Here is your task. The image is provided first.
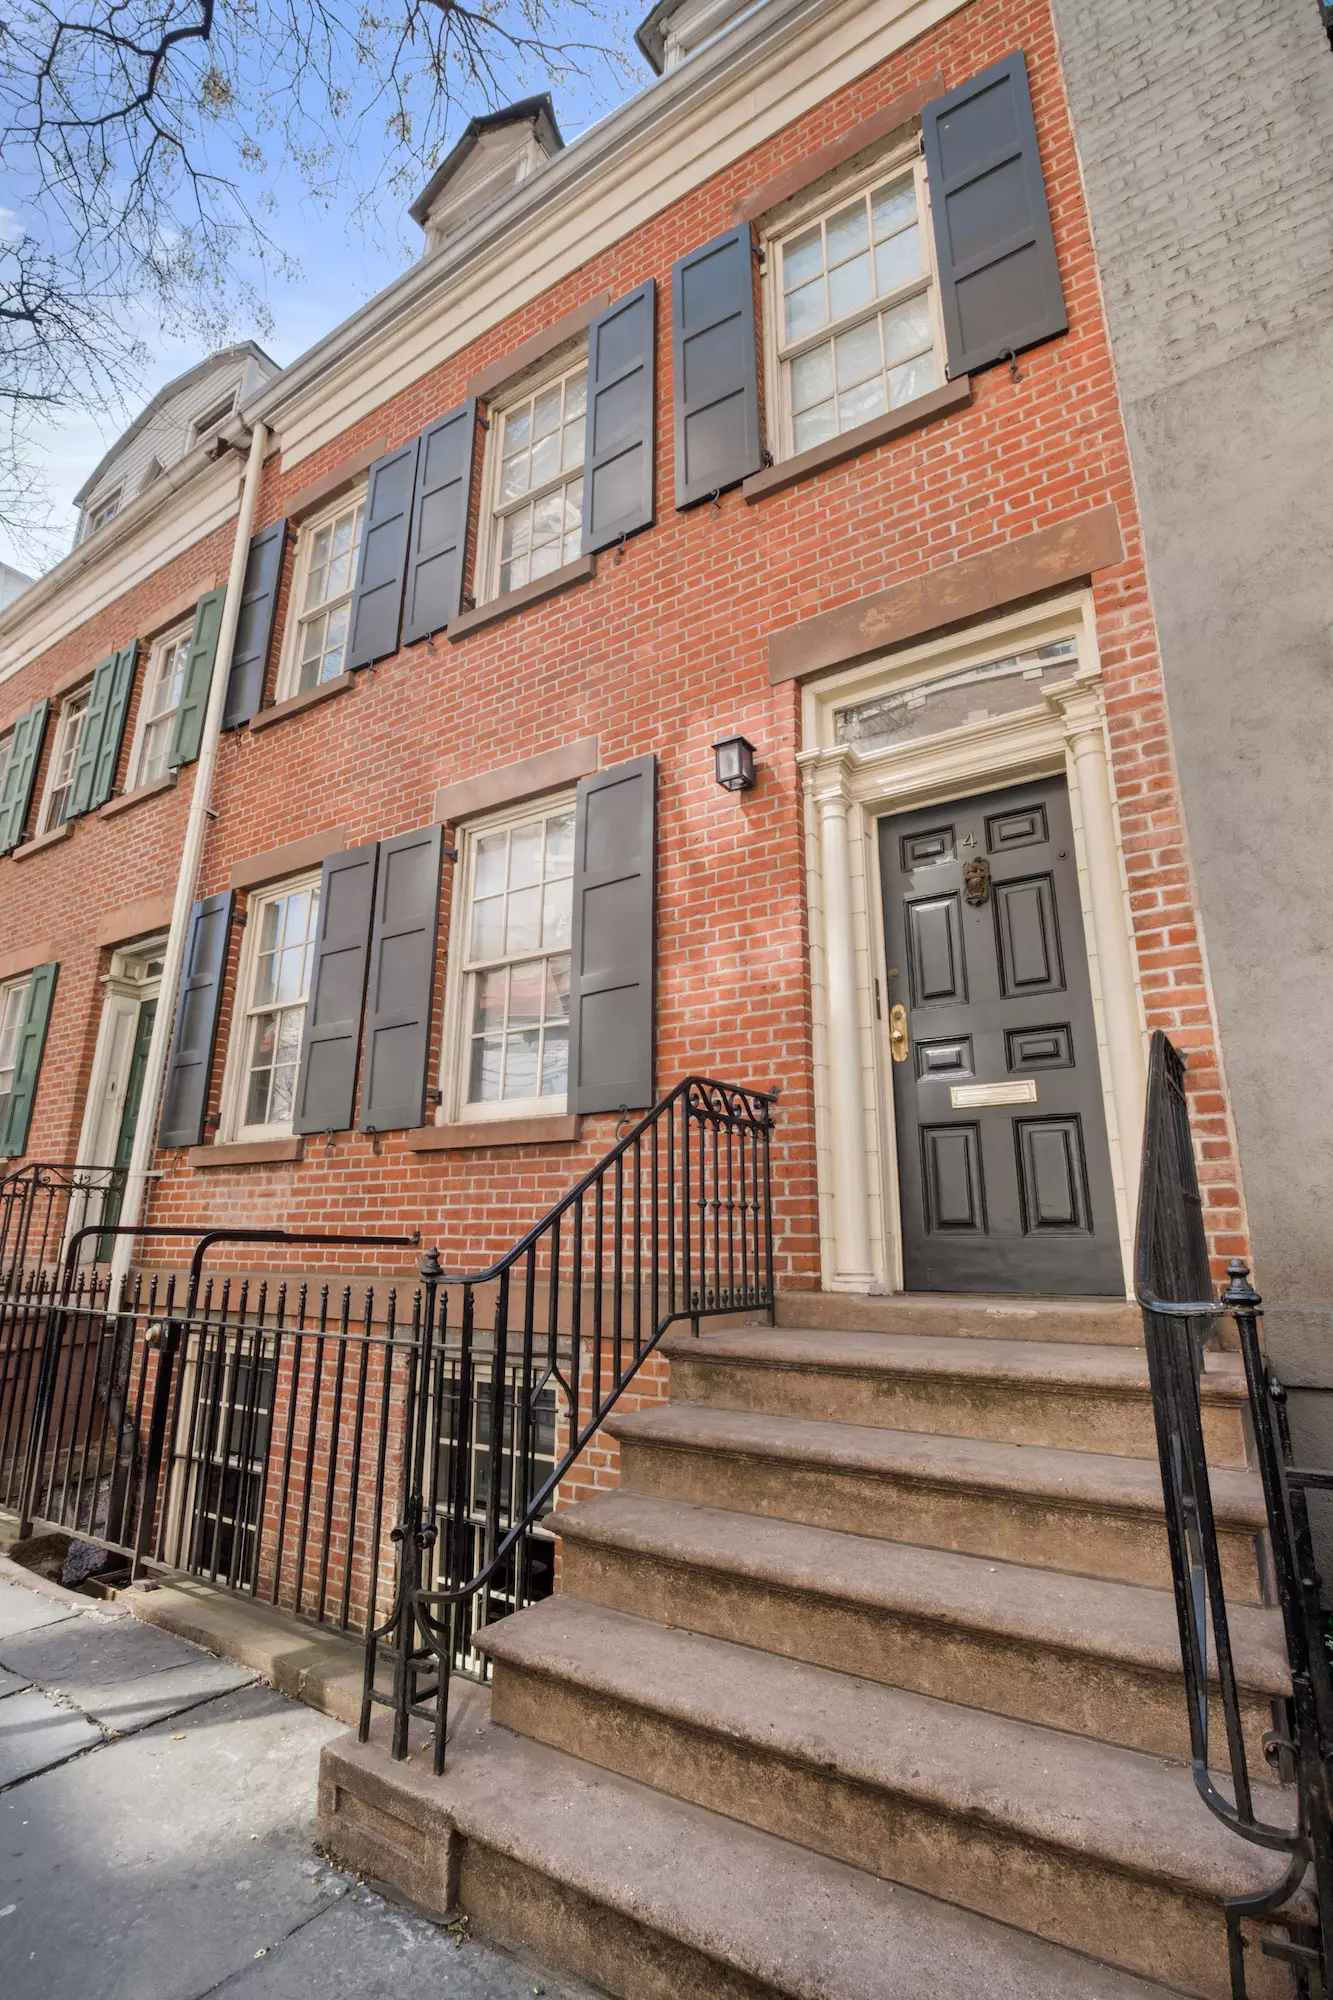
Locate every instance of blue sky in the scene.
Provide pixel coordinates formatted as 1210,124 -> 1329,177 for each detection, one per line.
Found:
11,31 -> 643,577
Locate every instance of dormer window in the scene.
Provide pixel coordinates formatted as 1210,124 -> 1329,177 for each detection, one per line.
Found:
85,489 -> 122,536
190,390 -> 238,448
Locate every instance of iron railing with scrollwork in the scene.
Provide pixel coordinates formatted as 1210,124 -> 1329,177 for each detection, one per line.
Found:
0,1161 -> 127,1291
1137,1030 -> 1333,1996
360,1075 -> 777,1765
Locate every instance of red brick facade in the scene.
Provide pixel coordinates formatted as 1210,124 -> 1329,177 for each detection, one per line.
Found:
0,0 -> 1244,1309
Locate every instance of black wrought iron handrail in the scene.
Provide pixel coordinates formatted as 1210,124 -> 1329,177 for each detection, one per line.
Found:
360,1074 -> 777,1765
1136,1030 -> 1333,1996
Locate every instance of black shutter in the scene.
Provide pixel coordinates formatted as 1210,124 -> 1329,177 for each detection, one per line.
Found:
346,440 -> 420,669
402,405 -> 475,644
0,963 -> 58,1158
581,282 -> 656,554
223,519 -> 287,728
168,587 -> 227,768
293,842 -> 379,1135
567,755 -> 655,1114
158,891 -> 235,1148
89,641 -> 139,809
921,51 -> 1068,379
671,226 -> 762,508
359,825 -> 443,1133
0,699 -> 49,855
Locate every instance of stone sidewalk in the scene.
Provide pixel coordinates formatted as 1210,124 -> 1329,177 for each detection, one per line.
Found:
0,1570 -> 598,1999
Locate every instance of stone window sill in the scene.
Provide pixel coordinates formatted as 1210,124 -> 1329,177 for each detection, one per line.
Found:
12,822 -> 74,863
100,772 -> 177,819
743,377 -> 972,504
448,555 -> 596,643
406,1114 -> 581,1151
250,672 -> 353,733
188,1136 -> 305,1168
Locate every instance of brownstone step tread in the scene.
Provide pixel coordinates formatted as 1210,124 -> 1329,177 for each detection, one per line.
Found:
605,1402 -> 1268,1527
776,1292 -> 1145,1344
549,1490 -> 1289,1696
327,1705 -> 1183,1999
479,1595 -> 1297,1911
664,1324 -> 1247,1401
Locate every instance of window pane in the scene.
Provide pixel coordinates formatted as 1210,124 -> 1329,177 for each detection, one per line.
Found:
881,294 -> 933,367
259,899 -> 283,953
506,885 -> 541,954
504,1029 -> 539,1099
889,351 -> 939,407
783,224 -> 824,292
530,430 -> 561,489
793,401 -> 837,453
541,1026 -> 569,1096
784,278 -> 826,343
839,375 -> 887,428
469,894 -> 504,961
545,812 -> 575,875
542,879 -> 571,949
565,373 -> 587,419
828,249 -> 874,321
825,199 -> 869,265
500,451 -> 530,505
872,180 -> 917,241
469,1035 -> 503,1102
533,384 -> 562,439
508,959 -> 544,1027
274,944 -> 306,1005
509,821 -> 543,889
472,968 -> 506,1035
474,833 -> 507,899
545,957 -> 571,1021
269,1059 -> 296,1126
835,318 -> 882,389
500,508 -> 530,560
790,343 -> 834,414
532,490 -> 563,549
563,415 -> 585,471
875,223 -> 922,295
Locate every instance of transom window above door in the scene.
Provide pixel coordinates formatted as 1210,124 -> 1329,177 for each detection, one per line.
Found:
772,160 -> 942,458
40,687 -> 92,831
222,875 -> 321,1139
132,623 -> 192,787
451,801 -> 575,1117
483,362 -> 586,600
278,494 -> 366,698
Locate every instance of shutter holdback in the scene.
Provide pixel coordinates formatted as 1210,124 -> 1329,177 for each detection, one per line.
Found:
1000,347 -> 1023,384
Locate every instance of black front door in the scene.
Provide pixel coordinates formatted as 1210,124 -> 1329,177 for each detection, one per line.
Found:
879,777 -> 1123,1296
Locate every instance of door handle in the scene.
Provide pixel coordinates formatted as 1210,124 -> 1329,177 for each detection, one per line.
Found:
889,1004 -> 909,1063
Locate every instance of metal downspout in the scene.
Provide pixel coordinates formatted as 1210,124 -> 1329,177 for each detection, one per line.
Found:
107,420 -> 268,1300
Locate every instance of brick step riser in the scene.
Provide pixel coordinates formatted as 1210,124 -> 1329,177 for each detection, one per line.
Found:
558,1539 -> 1281,1771
667,1358 -> 1249,1467
618,1438 -> 1267,1604
491,1661 -> 1289,2000
775,1295 -> 1144,1345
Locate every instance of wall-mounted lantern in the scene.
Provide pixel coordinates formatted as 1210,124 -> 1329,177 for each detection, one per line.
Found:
713,734 -> 757,793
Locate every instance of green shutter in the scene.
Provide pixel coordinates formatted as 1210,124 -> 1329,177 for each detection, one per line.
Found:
67,651 -> 118,818
0,699 -> 50,856
0,962 -> 58,1157
91,641 -> 139,808
167,588 -> 226,768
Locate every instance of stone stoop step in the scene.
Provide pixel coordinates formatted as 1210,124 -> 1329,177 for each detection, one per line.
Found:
775,1291 -> 1146,1345
551,1489 -> 1289,1767
606,1401 -> 1269,1601
662,1326 -> 1250,1465
477,1596 -> 1301,2000
320,1701 -> 1183,2000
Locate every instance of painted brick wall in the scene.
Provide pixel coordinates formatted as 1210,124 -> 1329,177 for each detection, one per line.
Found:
0,0 -> 1245,1348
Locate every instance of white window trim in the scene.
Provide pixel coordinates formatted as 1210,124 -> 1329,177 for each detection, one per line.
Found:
274,487 -> 367,702
761,139 -> 946,465
217,870 -> 323,1143
84,487 -> 124,539
126,619 -> 193,791
476,348 -> 588,606
188,389 -> 238,448
37,684 -> 93,833
438,790 -> 577,1125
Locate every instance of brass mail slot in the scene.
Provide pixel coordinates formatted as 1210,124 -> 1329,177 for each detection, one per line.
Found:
949,1079 -> 1039,1109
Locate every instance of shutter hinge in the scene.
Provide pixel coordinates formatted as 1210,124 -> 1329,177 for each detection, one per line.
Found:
441,847 -> 459,864
461,595 -> 476,612
476,414 -> 490,431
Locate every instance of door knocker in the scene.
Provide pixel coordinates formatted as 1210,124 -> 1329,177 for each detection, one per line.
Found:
962,857 -> 991,906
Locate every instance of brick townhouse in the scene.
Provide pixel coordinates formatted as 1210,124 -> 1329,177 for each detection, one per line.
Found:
0,0 -> 1307,1991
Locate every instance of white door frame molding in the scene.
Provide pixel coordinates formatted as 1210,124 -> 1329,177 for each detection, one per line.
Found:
75,937 -> 168,1172
798,593 -> 1147,1296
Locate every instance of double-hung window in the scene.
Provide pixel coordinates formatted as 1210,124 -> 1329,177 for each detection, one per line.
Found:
772,156 -> 942,459
223,874 -> 321,1139
0,976 -> 31,1134
449,800 -> 575,1119
85,490 -> 122,538
131,623 -> 192,787
40,688 -> 91,831
484,362 -> 586,601
279,494 -> 366,698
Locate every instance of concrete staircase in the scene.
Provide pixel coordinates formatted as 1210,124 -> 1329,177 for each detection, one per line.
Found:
320,1295 -> 1301,2000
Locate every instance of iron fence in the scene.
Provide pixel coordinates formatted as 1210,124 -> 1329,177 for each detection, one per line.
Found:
361,1074 -> 777,1765
1138,1030 -> 1333,1996
0,1161 -> 126,1288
